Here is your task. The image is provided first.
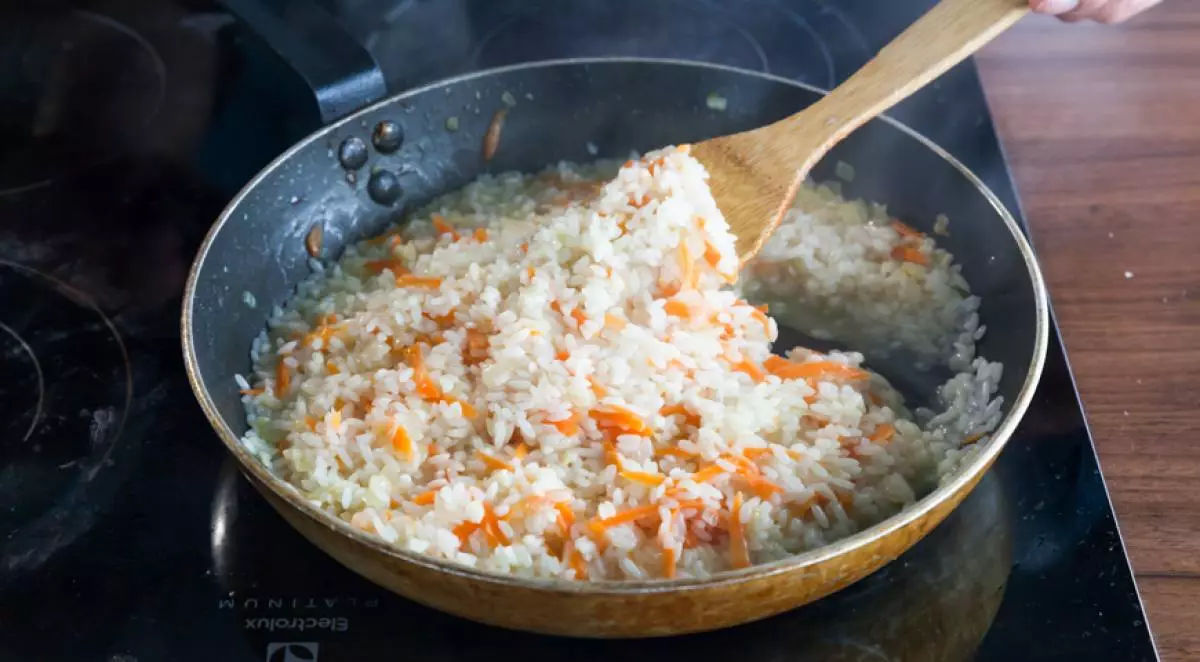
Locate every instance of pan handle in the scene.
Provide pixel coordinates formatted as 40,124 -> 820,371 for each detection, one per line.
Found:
220,0 -> 388,124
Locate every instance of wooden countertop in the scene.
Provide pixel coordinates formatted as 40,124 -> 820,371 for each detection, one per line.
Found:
977,4 -> 1200,660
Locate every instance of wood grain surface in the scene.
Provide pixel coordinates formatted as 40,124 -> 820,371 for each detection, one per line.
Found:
977,3 -> 1200,660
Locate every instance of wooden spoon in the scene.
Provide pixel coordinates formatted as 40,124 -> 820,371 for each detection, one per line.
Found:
691,0 -> 1030,263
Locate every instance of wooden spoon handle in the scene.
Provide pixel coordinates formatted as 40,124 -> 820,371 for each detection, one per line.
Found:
781,0 -> 1030,173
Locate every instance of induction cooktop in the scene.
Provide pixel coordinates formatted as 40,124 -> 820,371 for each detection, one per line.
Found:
0,1 -> 1158,660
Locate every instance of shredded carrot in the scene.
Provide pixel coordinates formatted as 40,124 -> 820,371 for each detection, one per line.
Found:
629,193 -> 651,208
412,490 -> 437,506
555,349 -> 570,361
703,240 -> 722,269
570,308 -> 588,327
890,245 -> 930,266
663,299 -> 692,318
442,396 -> 478,419
526,266 -> 536,281
763,356 -> 869,382
728,492 -> 750,569
603,440 -> 622,468
423,311 -> 456,328
742,475 -> 782,500
678,241 -> 697,290
749,307 -> 771,334
432,214 -> 460,240
743,447 -> 773,460
464,328 -> 489,366
587,376 -> 608,399
391,425 -> 414,460
327,409 -> 342,429
513,442 -> 529,462
325,361 -> 340,375
662,547 -> 678,579
395,274 -> 443,288
657,446 -> 697,460
240,387 -> 265,396
555,503 -> 575,533
603,312 -> 627,330
364,258 -> 409,275
691,464 -> 725,483
590,405 -> 652,436
551,412 -> 580,436
587,505 -> 659,535
869,423 -> 896,443
566,540 -> 588,579
620,468 -> 666,486
478,451 -> 513,472
303,415 -> 317,431
658,280 -> 682,298
275,360 -> 291,393
732,360 -> 765,383
891,220 -> 924,239
520,242 -> 529,252
473,227 -> 488,242
660,403 -> 701,429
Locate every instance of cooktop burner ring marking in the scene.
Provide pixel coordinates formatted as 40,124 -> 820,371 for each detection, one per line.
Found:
0,321 -> 45,444
0,9 -> 168,198
0,258 -> 133,473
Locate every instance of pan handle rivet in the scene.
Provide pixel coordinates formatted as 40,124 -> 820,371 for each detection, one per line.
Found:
367,170 -> 402,206
371,121 -> 404,153
338,137 -> 369,171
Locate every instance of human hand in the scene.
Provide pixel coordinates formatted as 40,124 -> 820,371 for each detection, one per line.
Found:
1029,0 -> 1162,23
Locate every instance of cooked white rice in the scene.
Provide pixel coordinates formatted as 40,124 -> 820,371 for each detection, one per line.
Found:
237,147 -> 1002,581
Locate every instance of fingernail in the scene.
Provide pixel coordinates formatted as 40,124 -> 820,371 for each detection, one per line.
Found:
1032,0 -> 1080,14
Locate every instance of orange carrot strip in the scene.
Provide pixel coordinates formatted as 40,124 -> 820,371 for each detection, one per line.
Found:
663,299 -> 692,318
513,442 -> 529,462
891,220 -> 924,239
443,396 -> 478,419
743,447 -> 773,460
555,503 -> 575,533
890,245 -> 930,266
275,360 -> 291,393
478,452 -> 513,472
570,308 -> 588,327
732,360 -> 765,383
365,258 -> 409,275
473,227 -> 488,242
555,349 -> 570,361
691,465 -> 725,483
763,356 -> 869,382
432,214 -> 460,240
464,328 -> 489,366
662,546 -> 678,579
587,505 -> 659,535
566,540 -> 588,579
303,415 -> 317,431
412,490 -> 437,506
619,468 -> 666,486
742,475 -> 783,500
678,241 -> 696,290
657,446 -> 697,460
869,423 -> 896,443
551,412 -> 580,436
703,240 -> 722,269
391,425 -> 414,460
395,274 -> 443,288
729,492 -> 750,569
590,405 -> 652,436
240,387 -> 265,396
587,376 -> 608,399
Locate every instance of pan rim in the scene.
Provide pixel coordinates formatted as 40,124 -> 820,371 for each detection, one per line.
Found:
181,56 -> 1049,596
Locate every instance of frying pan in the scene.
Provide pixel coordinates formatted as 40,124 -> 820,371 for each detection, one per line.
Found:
182,3 -> 1048,638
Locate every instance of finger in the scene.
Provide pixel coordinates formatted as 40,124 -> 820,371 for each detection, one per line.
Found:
1093,0 -> 1162,23
1057,0 -> 1109,21
1029,0 -> 1080,15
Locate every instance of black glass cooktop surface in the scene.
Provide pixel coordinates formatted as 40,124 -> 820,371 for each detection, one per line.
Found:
0,1 -> 1157,660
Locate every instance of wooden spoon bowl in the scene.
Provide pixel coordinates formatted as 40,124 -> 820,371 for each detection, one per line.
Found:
691,0 -> 1030,263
